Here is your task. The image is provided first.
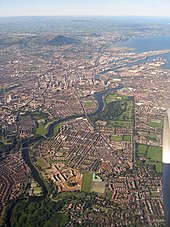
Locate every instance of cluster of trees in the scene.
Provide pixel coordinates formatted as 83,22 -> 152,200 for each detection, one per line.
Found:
92,100 -> 129,123
9,192 -> 99,227
10,199 -> 69,227
7,191 -> 144,227
0,140 -> 17,159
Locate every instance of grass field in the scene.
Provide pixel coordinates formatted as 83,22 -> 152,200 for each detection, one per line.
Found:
147,146 -> 162,162
105,94 -> 131,104
137,144 -> 162,161
110,135 -> 122,142
149,133 -> 157,140
147,121 -> 163,129
155,162 -> 162,173
36,124 -> 48,136
126,101 -> 133,119
137,144 -> 148,155
81,173 -> 93,192
105,94 -> 117,104
33,187 -> 42,195
145,160 -> 162,173
46,157 -> 60,164
108,120 -> 132,128
36,157 -> 50,169
46,157 -> 68,165
106,190 -> 113,199
83,101 -> 96,107
137,144 -> 162,172
122,135 -> 131,142
54,123 -> 61,135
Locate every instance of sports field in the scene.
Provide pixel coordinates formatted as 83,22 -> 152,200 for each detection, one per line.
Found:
81,173 -> 93,192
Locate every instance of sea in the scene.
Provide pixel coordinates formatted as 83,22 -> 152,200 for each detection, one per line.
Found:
115,35 -> 170,69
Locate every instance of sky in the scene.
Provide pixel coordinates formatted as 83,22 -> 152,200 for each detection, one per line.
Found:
0,0 -> 170,17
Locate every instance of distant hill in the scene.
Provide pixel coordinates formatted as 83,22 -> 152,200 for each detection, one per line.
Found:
48,35 -> 79,46
89,33 -> 100,37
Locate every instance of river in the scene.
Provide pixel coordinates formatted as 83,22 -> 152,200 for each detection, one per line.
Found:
5,86 -> 119,226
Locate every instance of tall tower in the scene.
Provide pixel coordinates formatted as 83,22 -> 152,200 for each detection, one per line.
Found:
163,108 -> 170,227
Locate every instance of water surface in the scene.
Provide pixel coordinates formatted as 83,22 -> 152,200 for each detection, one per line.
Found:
115,35 -> 170,69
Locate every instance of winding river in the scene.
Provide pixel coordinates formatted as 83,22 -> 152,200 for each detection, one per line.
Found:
23,87 -> 116,197
5,86 -> 121,226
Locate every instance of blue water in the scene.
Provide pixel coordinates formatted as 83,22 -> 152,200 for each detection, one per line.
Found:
115,36 -> 170,69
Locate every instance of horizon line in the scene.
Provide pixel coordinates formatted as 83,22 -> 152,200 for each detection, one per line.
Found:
1,15 -> 170,18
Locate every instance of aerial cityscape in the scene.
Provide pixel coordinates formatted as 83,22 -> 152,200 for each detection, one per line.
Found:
0,0 -> 170,227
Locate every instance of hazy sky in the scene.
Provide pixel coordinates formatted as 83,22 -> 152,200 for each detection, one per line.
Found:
0,0 -> 170,17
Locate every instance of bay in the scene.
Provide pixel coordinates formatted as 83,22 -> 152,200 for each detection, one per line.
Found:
115,35 -> 170,69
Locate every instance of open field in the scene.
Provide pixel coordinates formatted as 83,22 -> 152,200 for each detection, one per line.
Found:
54,123 -> 62,135
137,144 -> 162,172
155,162 -> 162,173
46,157 -> 68,165
81,173 -> 93,192
83,101 -> 96,107
36,124 -> 48,136
36,157 -> 50,169
122,135 -> 131,142
147,146 -> 162,162
110,135 -> 122,142
147,121 -> 163,129
105,94 -> 118,104
149,133 -> 157,140
137,144 -> 148,156
108,120 -> 132,128
91,181 -> 105,194
33,187 -> 42,195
